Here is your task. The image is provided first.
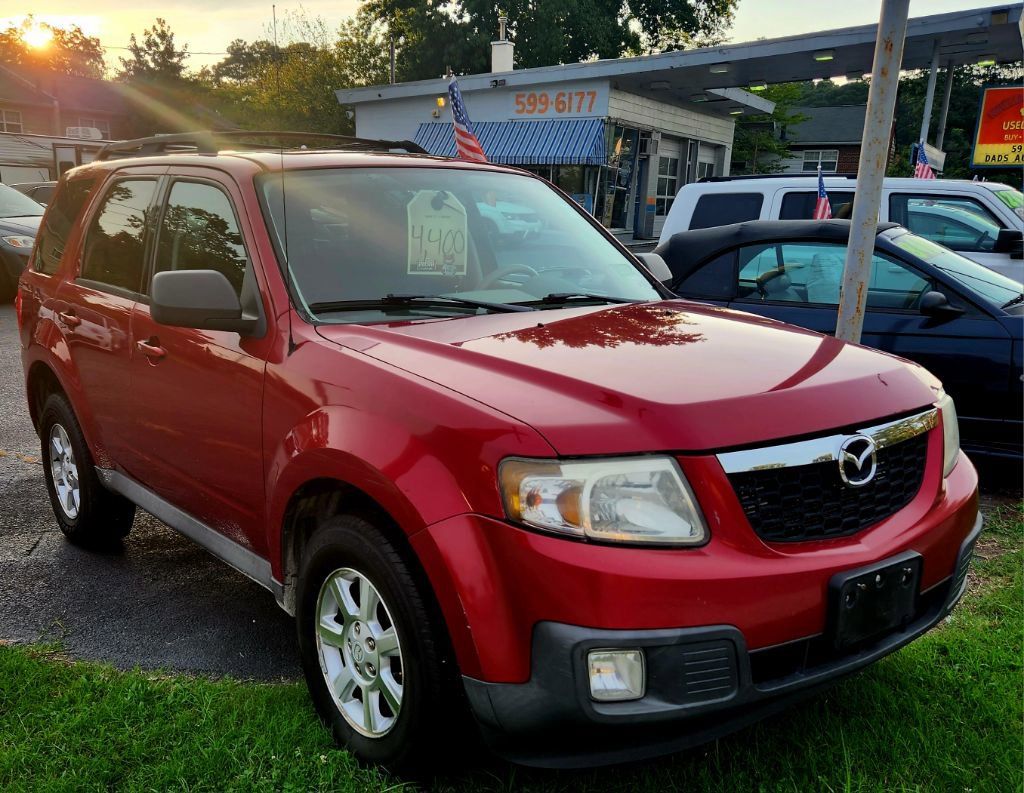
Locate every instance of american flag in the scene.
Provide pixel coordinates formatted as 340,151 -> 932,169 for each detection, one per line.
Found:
813,166 -> 832,219
914,142 -> 936,179
448,76 -> 487,162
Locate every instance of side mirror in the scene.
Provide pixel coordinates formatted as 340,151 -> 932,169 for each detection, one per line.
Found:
151,270 -> 256,334
919,290 -> 964,320
635,252 -> 674,286
992,228 -> 1023,259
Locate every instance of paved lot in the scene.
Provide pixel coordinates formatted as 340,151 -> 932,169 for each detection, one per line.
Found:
0,305 -> 299,680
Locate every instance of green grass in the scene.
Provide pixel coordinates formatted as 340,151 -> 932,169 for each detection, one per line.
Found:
1,507 -> 1021,793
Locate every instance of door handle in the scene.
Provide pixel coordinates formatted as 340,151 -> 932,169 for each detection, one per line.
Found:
136,338 -> 167,361
57,310 -> 81,328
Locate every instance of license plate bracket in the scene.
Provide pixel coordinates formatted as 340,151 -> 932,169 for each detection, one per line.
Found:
829,551 -> 922,650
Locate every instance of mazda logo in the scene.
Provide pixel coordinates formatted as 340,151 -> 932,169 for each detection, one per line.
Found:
838,435 -> 878,487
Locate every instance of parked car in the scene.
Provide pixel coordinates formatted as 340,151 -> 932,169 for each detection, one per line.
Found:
18,132 -> 980,772
11,180 -> 58,206
0,182 -> 45,301
476,196 -> 544,242
658,219 -> 1023,459
657,176 -> 1024,281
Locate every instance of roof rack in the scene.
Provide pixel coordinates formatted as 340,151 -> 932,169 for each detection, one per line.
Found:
698,173 -> 859,182
96,130 -> 428,161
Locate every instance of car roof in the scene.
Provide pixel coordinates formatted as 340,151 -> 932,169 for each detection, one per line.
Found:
656,219 -> 900,278
681,176 -> 1016,193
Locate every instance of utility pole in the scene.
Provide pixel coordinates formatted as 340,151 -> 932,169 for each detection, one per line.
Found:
835,0 -> 910,344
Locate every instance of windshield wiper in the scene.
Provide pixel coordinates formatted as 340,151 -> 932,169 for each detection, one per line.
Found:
527,292 -> 643,306
308,293 -> 535,315
1000,292 -> 1024,309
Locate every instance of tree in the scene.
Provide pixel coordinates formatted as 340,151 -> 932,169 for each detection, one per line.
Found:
118,18 -> 188,82
731,83 -> 807,174
0,17 -> 105,78
364,0 -> 738,81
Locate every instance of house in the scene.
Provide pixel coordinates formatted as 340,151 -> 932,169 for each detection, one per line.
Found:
777,105 -> 895,174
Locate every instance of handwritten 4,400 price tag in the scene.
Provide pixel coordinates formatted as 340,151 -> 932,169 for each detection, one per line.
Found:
407,190 -> 468,277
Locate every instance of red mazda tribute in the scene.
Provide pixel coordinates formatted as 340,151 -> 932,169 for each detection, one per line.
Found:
17,133 -> 980,771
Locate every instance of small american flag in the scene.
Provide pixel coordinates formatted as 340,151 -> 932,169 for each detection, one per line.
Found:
914,142 -> 936,179
813,166 -> 832,219
448,76 -> 487,162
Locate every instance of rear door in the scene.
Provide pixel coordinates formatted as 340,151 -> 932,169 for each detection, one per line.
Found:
126,170 -> 273,554
55,170 -> 163,462
729,240 -> 1012,437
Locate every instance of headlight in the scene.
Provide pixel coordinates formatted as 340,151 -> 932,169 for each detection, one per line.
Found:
937,390 -> 960,477
1,235 -> 35,249
498,456 -> 707,545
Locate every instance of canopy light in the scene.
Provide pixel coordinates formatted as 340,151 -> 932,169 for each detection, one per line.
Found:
649,80 -> 672,90
729,109 -> 744,115
976,54 -> 996,66
689,92 -> 708,102
709,63 -> 730,74
748,81 -> 767,92
813,50 -> 835,62
965,32 -> 988,45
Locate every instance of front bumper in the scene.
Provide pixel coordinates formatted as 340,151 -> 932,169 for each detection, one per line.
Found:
0,246 -> 30,281
464,513 -> 982,768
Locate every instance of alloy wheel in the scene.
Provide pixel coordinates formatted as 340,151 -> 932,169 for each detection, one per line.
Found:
315,567 -> 404,737
48,423 -> 80,519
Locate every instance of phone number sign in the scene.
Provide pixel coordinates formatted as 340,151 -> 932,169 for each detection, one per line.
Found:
972,86 -> 1024,168
511,86 -> 606,117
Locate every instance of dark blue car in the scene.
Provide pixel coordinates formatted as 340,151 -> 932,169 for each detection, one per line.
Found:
658,220 -> 1023,459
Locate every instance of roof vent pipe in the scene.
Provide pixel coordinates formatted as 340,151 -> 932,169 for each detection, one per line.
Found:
491,15 -> 514,73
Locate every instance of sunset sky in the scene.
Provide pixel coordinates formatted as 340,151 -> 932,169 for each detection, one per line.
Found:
1,0 -> 999,71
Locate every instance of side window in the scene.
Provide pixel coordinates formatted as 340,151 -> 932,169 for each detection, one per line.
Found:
676,251 -> 735,299
736,241 -> 931,309
80,179 -> 156,292
690,193 -> 764,230
779,191 -> 855,220
153,181 -> 248,296
889,194 -> 1004,253
32,178 -> 95,276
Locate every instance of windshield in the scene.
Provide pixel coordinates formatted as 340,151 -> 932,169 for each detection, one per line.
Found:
258,167 -> 660,321
888,229 -> 1022,306
0,183 -> 45,218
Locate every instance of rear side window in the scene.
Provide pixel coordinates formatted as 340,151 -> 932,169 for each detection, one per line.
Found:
153,181 -> 248,296
690,193 -> 763,230
32,179 -> 94,275
779,191 -> 855,220
675,251 -> 736,299
80,179 -> 156,292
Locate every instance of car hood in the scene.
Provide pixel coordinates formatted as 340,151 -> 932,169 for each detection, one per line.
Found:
316,301 -> 941,455
0,215 -> 42,235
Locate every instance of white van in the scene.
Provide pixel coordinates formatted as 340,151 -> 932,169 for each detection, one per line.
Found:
658,176 -> 1024,281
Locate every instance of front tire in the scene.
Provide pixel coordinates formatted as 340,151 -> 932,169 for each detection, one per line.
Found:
39,393 -> 135,546
296,514 -> 467,773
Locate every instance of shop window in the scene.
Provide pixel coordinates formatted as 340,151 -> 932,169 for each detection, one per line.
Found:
697,162 -> 715,180
802,150 -> 839,172
1,109 -> 23,133
656,156 -> 679,216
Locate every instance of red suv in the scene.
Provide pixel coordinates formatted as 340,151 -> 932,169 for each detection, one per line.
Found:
17,132 -> 980,771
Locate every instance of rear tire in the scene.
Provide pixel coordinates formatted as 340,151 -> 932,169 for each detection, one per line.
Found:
39,393 -> 135,547
296,514 -> 469,774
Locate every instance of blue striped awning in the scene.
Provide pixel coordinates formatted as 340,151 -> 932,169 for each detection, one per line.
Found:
414,118 -> 606,166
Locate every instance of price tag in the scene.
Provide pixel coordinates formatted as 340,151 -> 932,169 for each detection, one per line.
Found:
407,190 -> 468,277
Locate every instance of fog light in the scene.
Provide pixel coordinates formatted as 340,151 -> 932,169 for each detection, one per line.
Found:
587,649 -> 645,702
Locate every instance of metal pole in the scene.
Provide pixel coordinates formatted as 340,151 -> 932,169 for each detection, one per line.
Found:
835,0 -> 910,344
389,36 -> 396,84
918,40 -> 940,145
935,60 -> 955,149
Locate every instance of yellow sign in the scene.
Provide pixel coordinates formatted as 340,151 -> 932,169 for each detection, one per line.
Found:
971,86 -> 1024,168
406,190 -> 468,277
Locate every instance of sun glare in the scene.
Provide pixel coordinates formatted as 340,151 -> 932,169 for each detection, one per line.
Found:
22,25 -> 54,49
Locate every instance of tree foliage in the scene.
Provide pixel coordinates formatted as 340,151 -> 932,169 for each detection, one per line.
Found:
0,17 -> 105,78
731,83 -> 807,174
118,18 -> 189,82
364,0 -> 738,80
